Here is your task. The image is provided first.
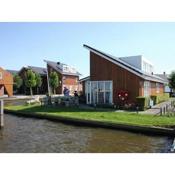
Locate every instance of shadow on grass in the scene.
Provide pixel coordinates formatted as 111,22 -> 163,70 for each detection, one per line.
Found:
18,105 -> 116,114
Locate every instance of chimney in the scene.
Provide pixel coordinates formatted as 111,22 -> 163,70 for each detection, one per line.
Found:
57,62 -> 60,65
151,72 -> 154,75
163,72 -> 166,76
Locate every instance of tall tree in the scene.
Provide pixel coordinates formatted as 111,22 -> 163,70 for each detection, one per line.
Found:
35,73 -> 42,94
49,71 -> 59,94
169,71 -> 175,91
13,74 -> 23,93
25,69 -> 37,96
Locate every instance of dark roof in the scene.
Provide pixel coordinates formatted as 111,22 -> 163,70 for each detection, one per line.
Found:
28,66 -> 47,76
6,69 -> 19,75
79,76 -> 90,82
83,44 -> 166,84
44,60 -> 81,76
155,74 -> 169,83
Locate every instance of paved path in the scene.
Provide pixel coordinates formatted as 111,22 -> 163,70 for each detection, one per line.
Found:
140,100 -> 172,115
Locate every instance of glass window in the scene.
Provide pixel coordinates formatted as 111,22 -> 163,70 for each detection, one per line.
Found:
144,81 -> 150,97
91,81 -> 98,104
86,81 -> 113,104
156,83 -> 160,93
98,82 -> 104,104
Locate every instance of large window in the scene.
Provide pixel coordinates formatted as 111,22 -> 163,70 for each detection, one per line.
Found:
144,81 -> 151,97
142,61 -> 153,74
85,81 -> 113,104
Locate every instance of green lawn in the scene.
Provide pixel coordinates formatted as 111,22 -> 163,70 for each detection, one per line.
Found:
5,104 -> 175,127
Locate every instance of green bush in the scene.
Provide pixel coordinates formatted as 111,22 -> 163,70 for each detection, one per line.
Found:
136,96 -> 150,111
151,93 -> 169,105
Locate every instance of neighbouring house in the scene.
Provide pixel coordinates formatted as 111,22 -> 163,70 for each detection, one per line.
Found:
0,67 -> 13,97
18,66 -> 48,95
155,72 -> 171,94
6,69 -> 19,75
81,44 -> 167,105
44,60 -> 81,95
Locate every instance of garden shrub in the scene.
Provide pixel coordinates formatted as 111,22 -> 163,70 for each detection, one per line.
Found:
151,93 -> 169,105
136,96 -> 150,111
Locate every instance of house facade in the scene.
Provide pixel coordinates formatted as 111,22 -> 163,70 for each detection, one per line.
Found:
0,67 -> 13,97
18,66 -> 48,95
82,45 -> 166,105
155,72 -> 171,94
45,60 -> 81,95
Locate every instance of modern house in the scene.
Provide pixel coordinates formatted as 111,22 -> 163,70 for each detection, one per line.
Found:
81,45 -> 167,105
18,66 -> 48,94
44,60 -> 81,95
0,67 -> 13,97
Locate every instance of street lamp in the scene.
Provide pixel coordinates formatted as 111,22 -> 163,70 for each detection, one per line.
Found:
44,60 -> 51,97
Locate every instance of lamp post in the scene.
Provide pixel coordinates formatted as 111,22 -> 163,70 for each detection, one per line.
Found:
44,60 -> 51,96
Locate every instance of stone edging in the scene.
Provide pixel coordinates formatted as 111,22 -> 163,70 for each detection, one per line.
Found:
4,109 -> 175,136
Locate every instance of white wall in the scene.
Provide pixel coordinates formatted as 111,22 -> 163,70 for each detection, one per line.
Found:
119,55 -> 154,74
119,55 -> 142,70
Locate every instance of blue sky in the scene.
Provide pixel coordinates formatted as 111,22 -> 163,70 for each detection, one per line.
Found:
0,22 -> 175,77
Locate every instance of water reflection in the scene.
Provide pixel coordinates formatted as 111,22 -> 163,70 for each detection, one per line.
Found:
0,114 -> 172,153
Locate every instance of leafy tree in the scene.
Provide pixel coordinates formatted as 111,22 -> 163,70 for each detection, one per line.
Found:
35,73 -> 42,94
13,74 -> 23,93
25,69 -> 37,96
49,71 -> 59,94
169,71 -> 175,91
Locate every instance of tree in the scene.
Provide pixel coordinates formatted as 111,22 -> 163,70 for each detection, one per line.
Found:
169,71 -> 175,91
49,71 -> 59,94
25,69 -> 37,96
13,74 -> 23,93
35,73 -> 42,94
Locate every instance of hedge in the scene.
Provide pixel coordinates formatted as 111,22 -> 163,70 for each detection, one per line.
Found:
136,96 -> 150,111
150,93 -> 169,105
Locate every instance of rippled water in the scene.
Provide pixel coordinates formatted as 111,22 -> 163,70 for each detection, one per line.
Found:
0,114 -> 172,153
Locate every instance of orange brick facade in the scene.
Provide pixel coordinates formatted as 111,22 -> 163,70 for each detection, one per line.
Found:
0,67 -> 13,97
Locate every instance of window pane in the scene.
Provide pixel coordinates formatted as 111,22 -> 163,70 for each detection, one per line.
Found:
98,81 -> 104,104
91,81 -> 98,104
105,81 -> 111,91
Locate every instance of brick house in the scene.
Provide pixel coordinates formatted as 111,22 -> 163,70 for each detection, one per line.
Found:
81,45 -> 167,105
0,67 -> 13,97
44,60 -> 81,95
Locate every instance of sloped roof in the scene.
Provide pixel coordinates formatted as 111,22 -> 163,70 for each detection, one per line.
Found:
79,76 -> 90,82
155,74 -> 169,83
6,69 -> 19,75
83,44 -> 166,84
44,60 -> 81,76
28,66 -> 47,76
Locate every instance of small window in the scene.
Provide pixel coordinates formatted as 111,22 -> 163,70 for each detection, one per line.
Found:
0,72 -> 2,79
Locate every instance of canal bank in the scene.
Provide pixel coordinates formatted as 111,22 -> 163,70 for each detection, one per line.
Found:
0,113 -> 173,153
4,109 -> 175,136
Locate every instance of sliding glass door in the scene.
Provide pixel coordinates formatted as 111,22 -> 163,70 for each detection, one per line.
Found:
85,80 -> 113,104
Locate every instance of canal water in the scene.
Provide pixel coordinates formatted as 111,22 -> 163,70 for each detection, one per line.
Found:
0,113 -> 173,153
0,99 -> 173,153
